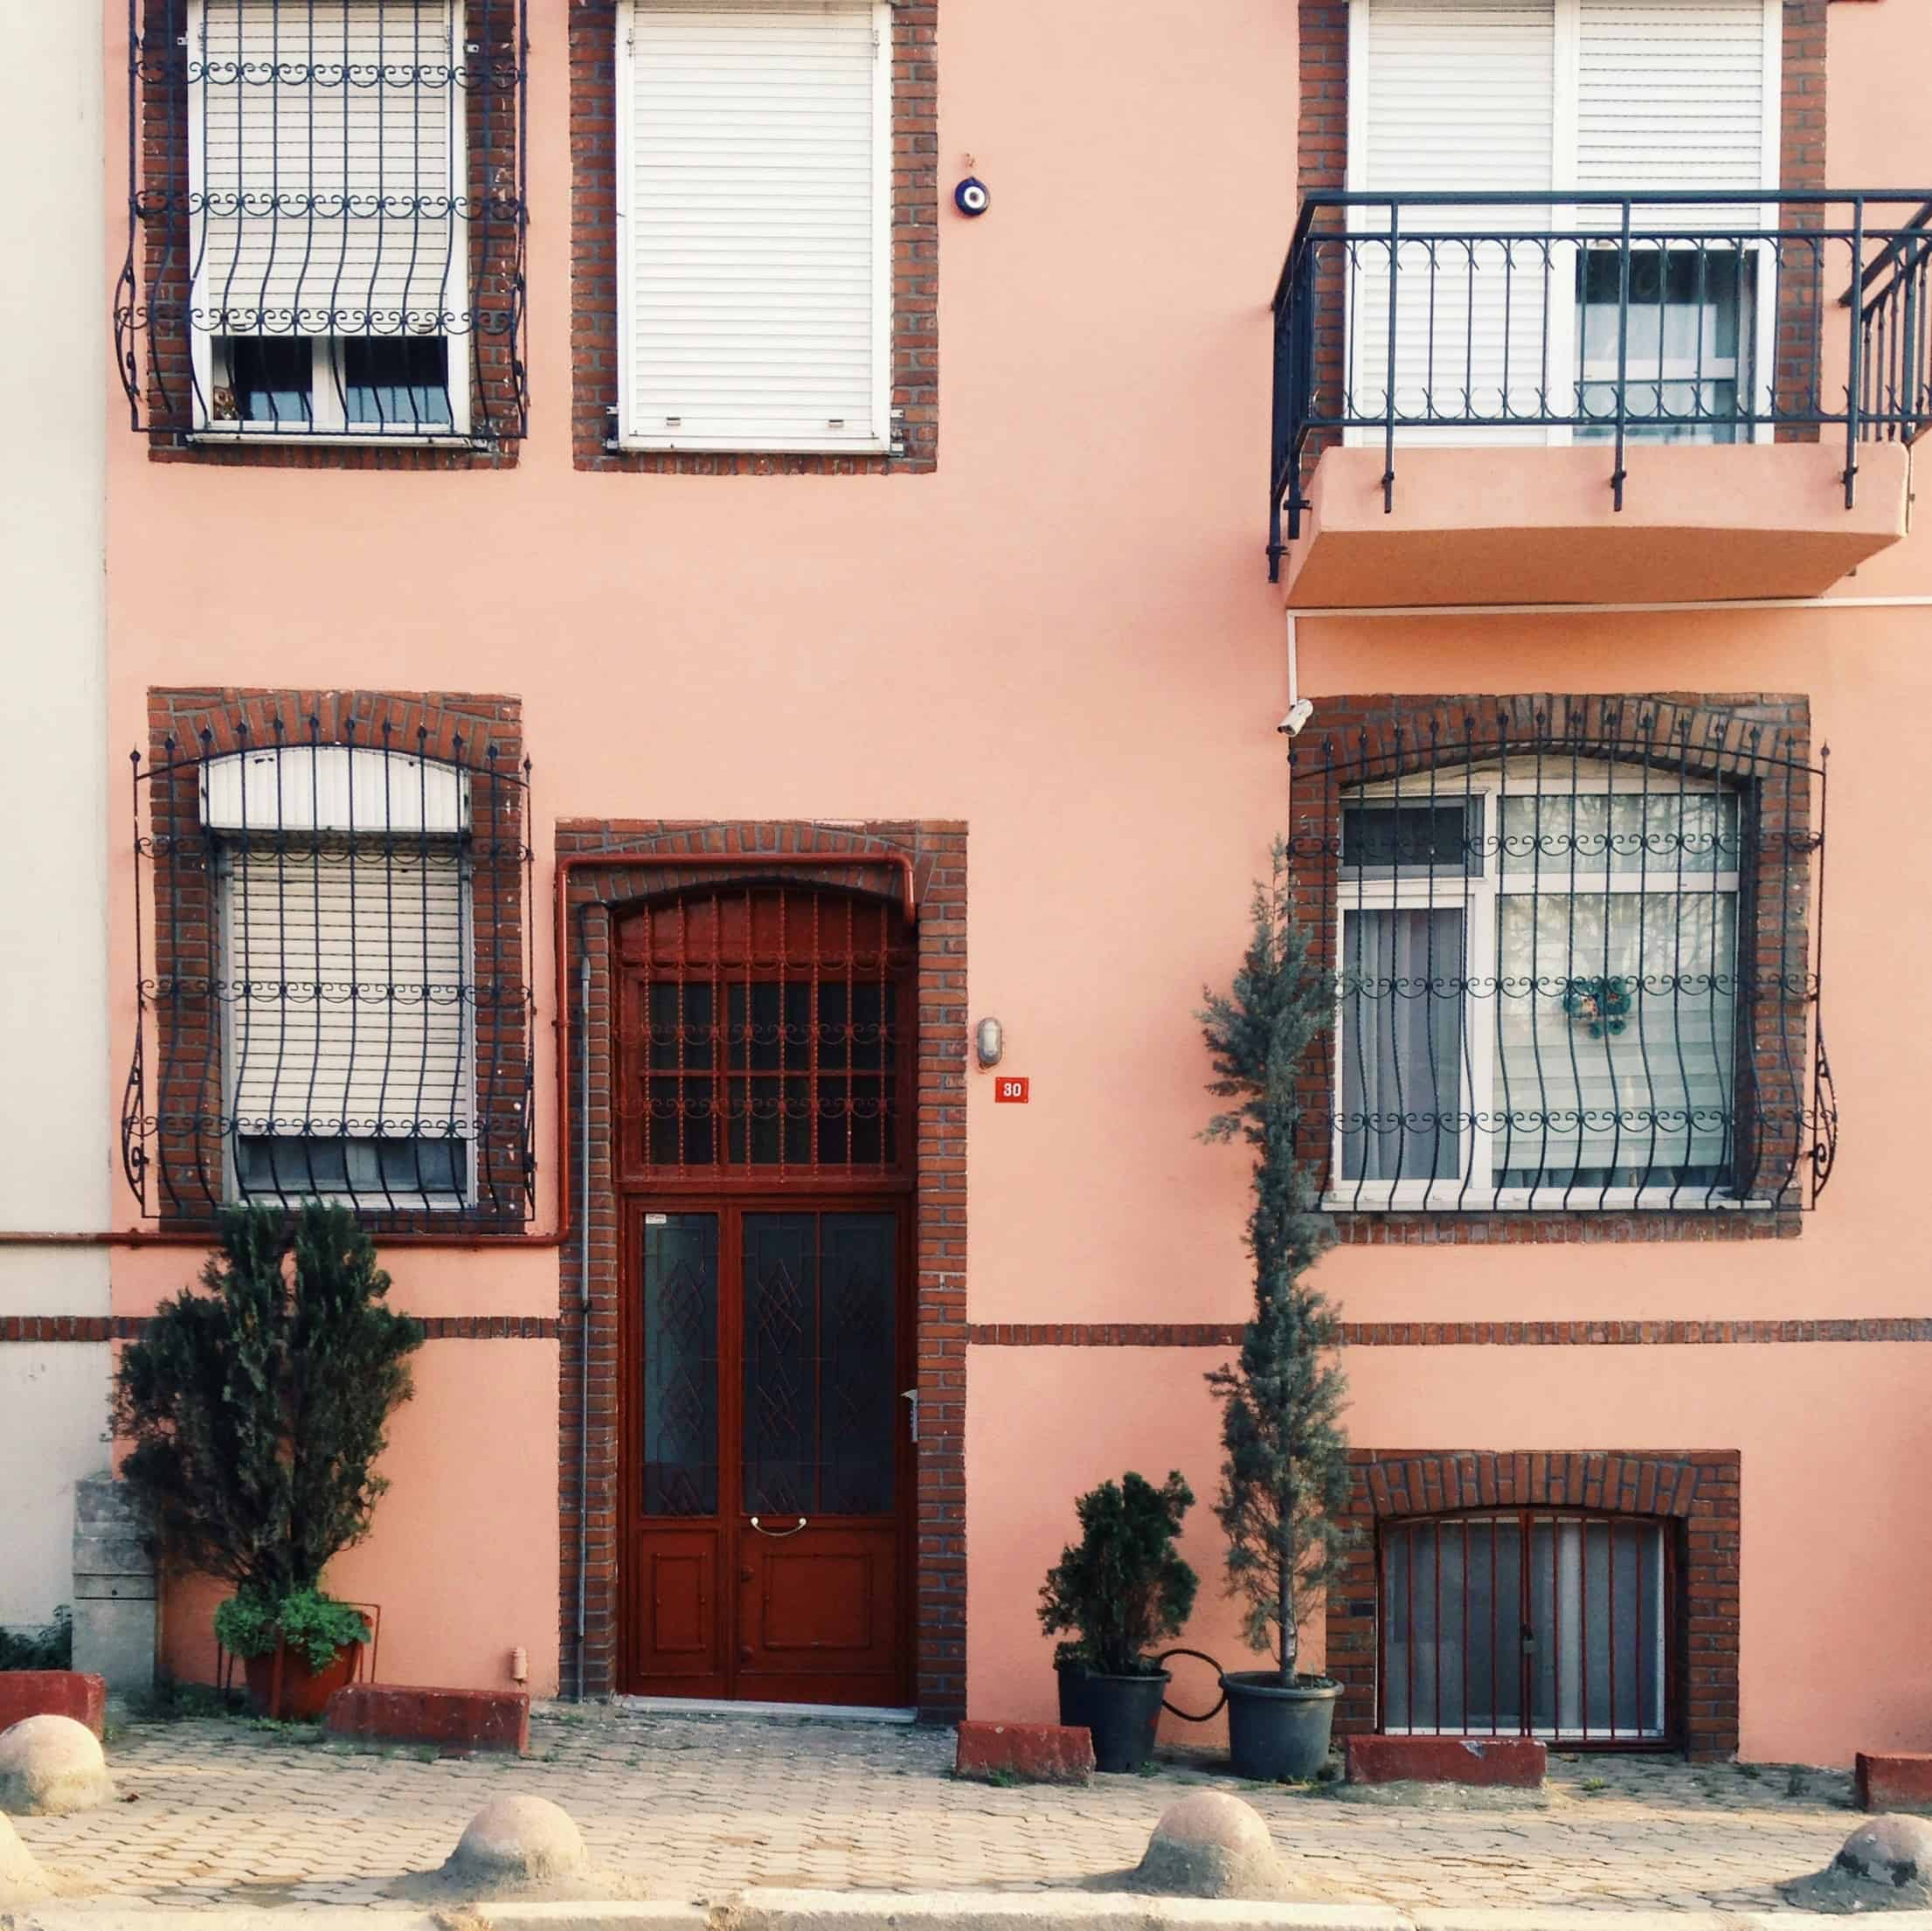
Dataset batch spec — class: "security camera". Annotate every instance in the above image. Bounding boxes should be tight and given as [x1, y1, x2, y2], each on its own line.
[954, 176, 991, 217]
[1279, 698, 1314, 737]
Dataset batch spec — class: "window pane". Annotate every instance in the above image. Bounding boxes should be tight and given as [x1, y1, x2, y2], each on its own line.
[1382, 1517, 1525, 1735]
[1343, 803, 1475, 874]
[222, 336, 311, 426]
[1527, 1518, 1666, 1739]
[1340, 908, 1465, 1184]
[1495, 891, 1736, 1190]
[342, 337, 454, 428]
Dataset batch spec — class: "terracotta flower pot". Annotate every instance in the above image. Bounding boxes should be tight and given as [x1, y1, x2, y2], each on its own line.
[242, 1636, 362, 1721]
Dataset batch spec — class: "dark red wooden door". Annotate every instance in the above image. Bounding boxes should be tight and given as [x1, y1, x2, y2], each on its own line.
[627, 1204, 908, 1703]
[618, 887, 916, 1706]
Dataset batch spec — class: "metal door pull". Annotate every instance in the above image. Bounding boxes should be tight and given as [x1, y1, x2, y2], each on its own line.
[749, 1516, 808, 1538]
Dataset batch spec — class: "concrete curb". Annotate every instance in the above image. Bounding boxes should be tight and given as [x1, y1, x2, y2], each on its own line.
[8, 1897, 1932, 1931]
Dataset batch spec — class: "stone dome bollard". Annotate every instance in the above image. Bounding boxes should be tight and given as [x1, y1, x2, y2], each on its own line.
[1836, 1816, 1932, 1892]
[1135, 1791, 1287, 1898]
[0, 1810, 54, 1903]
[442, 1796, 587, 1886]
[0, 1715, 115, 1817]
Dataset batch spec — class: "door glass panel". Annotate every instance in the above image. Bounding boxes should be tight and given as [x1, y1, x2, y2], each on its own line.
[742, 1213, 819, 1514]
[641, 1215, 719, 1516]
[820, 1215, 897, 1515]
[1382, 1515, 1523, 1734]
[742, 1212, 897, 1519]
[1527, 1517, 1666, 1739]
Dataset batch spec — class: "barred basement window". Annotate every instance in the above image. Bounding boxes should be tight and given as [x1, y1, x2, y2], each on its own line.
[1292, 701, 1835, 1215]
[117, 0, 529, 446]
[124, 718, 534, 1228]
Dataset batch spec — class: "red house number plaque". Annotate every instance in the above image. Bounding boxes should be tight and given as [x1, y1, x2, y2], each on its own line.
[994, 1077, 1030, 1104]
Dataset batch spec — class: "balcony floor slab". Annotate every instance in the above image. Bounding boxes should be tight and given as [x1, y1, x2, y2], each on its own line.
[1280, 440, 1909, 608]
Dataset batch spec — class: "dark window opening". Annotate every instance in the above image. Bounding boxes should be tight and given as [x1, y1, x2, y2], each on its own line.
[1381, 1512, 1674, 1746]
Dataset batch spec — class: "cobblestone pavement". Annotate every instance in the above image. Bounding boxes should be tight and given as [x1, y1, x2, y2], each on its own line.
[10, 1705, 1863, 1913]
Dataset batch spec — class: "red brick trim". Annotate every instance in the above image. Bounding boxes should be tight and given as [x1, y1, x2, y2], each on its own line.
[1326, 1448, 1741, 1760]
[557, 820, 966, 1714]
[138, 689, 531, 1237]
[569, 3, 938, 475]
[965, 1320, 1932, 1347]
[132, 0, 524, 471]
[0, 1316, 557, 1342]
[1290, 692, 1818, 1236]
[1298, 3, 1827, 444]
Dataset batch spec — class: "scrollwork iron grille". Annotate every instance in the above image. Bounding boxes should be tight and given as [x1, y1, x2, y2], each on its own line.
[1286, 697, 1833, 1216]
[118, 0, 529, 446]
[122, 715, 535, 1230]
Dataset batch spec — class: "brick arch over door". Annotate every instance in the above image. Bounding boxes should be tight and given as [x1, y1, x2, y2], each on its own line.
[557, 820, 966, 1711]
[1326, 1449, 1741, 1759]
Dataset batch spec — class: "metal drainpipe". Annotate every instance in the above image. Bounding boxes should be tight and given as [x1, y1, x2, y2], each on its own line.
[575, 932, 592, 1703]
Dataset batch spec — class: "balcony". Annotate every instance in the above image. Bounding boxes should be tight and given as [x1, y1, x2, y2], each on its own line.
[1269, 192, 1930, 606]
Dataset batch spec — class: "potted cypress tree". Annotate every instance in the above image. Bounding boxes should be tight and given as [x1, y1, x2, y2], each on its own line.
[1200, 841, 1354, 1781]
[1038, 1470, 1197, 1773]
[114, 1202, 424, 1719]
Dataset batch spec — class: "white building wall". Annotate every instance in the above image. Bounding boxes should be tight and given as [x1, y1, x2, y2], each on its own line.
[0, 3, 110, 1631]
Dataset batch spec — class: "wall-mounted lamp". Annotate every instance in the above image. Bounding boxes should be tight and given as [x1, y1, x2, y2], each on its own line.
[975, 1017, 1004, 1069]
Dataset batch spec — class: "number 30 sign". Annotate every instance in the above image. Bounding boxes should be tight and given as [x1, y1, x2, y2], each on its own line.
[994, 1077, 1030, 1104]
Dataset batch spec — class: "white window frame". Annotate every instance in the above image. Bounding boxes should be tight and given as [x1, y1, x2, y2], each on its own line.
[184, 0, 474, 446]
[613, 0, 895, 455]
[204, 746, 478, 1213]
[1327, 759, 1747, 1215]
[1342, 0, 1782, 451]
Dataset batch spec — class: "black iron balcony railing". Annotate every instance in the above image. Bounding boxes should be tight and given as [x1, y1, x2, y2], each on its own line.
[1269, 190, 1932, 578]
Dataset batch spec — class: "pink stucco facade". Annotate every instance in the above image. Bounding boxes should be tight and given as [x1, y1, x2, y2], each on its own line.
[74, 0, 1932, 1765]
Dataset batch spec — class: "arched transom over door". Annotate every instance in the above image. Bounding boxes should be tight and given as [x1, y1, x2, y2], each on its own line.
[615, 886, 917, 1706]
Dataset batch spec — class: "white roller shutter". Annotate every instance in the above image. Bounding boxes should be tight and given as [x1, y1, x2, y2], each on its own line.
[619, 0, 890, 451]
[191, 0, 462, 334]
[1352, 0, 1558, 433]
[1577, 3, 1773, 197]
[225, 845, 472, 1143]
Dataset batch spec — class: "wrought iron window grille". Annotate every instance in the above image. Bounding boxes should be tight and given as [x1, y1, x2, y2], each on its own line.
[122, 715, 535, 1230]
[1269, 190, 1932, 576]
[118, 0, 530, 448]
[1288, 699, 1834, 1215]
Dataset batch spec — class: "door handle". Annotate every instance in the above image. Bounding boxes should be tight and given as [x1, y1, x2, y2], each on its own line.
[749, 1515, 807, 1539]
[903, 1387, 919, 1444]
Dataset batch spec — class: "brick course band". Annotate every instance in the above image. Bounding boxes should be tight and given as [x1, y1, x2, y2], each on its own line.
[0, 1316, 558, 1343]
[966, 1319, 1932, 1347]
[1326, 1449, 1742, 1760]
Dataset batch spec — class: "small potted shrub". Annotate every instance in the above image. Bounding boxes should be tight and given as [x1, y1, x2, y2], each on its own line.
[1200, 841, 1354, 1780]
[114, 1202, 422, 1720]
[1038, 1470, 1197, 1773]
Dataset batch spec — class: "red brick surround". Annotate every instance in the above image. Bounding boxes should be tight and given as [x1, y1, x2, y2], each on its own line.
[1326, 1449, 1742, 1760]
[137, 689, 531, 1235]
[570, 3, 938, 475]
[1289, 692, 1818, 1241]
[556, 820, 966, 1713]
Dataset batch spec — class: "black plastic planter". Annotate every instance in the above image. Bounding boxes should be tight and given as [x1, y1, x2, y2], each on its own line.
[1221, 1672, 1340, 1781]
[1056, 1664, 1170, 1773]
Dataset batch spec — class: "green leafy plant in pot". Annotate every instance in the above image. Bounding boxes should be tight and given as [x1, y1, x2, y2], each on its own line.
[1200, 840, 1355, 1782]
[114, 1202, 423, 1720]
[1038, 1471, 1197, 1773]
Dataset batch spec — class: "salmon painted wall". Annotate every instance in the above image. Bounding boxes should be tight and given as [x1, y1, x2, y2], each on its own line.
[101, 0, 1932, 1758]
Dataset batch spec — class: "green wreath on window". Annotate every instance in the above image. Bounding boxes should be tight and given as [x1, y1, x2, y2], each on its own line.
[1561, 976, 1633, 1040]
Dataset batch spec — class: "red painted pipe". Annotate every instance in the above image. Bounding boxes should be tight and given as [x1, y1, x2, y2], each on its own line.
[550, 847, 918, 1240]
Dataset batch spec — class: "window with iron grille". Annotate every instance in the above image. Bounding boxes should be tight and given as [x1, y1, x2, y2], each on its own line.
[118, 0, 528, 447]
[1381, 1512, 1678, 1747]
[1291, 698, 1835, 1215]
[123, 711, 533, 1229]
